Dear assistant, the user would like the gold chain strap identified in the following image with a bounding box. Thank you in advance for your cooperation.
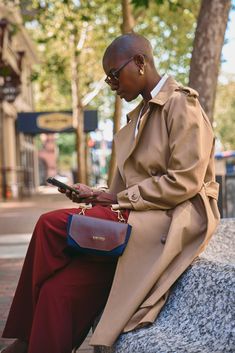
[110,206,126,223]
[78,204,92,215]
[78,204,126,223]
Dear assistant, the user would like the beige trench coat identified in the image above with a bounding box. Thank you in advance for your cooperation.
[90,76,220,347]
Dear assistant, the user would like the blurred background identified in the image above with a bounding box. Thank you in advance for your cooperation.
[0,0,234,217]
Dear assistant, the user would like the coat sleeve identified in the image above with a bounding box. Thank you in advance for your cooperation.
[117,92,214,210]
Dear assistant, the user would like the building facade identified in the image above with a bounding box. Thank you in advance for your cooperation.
[0,3,38,200]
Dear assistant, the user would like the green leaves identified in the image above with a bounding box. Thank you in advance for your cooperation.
[133,0,200,84]
[57,133,76,155]
[132,0,185,10]
[22,0,200,110]
[131,0,150,8]
[81,15,92,22]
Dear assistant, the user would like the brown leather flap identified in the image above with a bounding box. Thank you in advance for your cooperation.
[68,214,129,251]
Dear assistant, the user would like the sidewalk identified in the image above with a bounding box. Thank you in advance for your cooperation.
[0,190,93,352]
[0,258,23,350]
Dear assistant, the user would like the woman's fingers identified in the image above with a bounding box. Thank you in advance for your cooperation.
[59,184,103,204]
[71,191,79,202]
[73,183,93,195]
[73,183,81,191]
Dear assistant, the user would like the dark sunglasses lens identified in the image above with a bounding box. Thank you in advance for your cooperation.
[105,72,118,85]
[110,70,118,80]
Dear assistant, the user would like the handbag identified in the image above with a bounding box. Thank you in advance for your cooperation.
[67,207,132,257]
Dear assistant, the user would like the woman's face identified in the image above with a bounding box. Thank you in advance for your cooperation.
[103,54,144,102]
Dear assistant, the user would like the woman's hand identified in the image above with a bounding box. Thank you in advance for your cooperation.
[58,183,117,205]
[58,183,93,203]
[92,191,117,205]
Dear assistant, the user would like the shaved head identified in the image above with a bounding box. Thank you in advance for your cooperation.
[102,33,159,102]
[103,33,154,66]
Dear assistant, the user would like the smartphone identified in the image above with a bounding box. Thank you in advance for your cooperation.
[46,177,80,195]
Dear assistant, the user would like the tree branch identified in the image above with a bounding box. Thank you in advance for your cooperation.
[77,21,89,51]
[82,75,106,106]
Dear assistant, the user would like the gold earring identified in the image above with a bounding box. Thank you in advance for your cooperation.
[139,69,144,75]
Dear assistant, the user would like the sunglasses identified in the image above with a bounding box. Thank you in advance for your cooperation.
[105,56,134,85]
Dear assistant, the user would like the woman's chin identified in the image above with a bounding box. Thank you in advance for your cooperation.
[121,94,133,102]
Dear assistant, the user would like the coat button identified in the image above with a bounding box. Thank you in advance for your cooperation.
[131,193,138,201]
[161,235,167,244]
[151,169,158,176]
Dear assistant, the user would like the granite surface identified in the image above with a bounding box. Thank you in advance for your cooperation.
[201,218,235,264]
[94,219,235,353]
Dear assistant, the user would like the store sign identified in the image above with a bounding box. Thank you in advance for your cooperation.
[17,110,98,134]
[37,113,73,131]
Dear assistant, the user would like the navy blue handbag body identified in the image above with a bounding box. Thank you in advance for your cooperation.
[67,214,132,257]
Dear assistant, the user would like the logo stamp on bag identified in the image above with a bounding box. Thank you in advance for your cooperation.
[92,236,106,241]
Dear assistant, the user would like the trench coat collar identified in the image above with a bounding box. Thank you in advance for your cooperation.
[126,76,179,123]
[149,75,179,106]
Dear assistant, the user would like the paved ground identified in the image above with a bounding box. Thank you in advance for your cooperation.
[0,188,93,352]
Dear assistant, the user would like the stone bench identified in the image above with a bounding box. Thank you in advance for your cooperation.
[94,218,235,353]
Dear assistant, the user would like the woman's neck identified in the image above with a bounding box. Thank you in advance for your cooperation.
[141,71,161,101]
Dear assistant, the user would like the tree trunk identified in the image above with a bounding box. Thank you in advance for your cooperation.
[76,106,86,184]
[71,51,86,184]
[121,0,135,34]
[189,0,231,121]
[108,0,135,186]
[85,134,90,185]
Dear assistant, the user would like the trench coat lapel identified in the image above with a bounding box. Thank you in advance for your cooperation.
[114,104,153,181]
[133,107,152,145]
[114,102,142,181]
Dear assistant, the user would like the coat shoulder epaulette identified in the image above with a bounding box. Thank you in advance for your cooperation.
[176,86,199,99]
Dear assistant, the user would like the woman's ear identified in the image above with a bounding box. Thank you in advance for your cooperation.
[134,54,146,75]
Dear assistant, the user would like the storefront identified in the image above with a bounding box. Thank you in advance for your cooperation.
[0,4,38,200]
